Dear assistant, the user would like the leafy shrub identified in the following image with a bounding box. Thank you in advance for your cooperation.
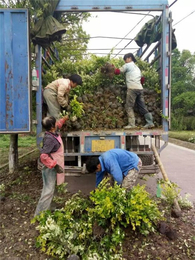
[33,179,163,259]
[159,180,181,207]
[88,180,162,235]
[178,194,193,209]
[188,136,195,143]
[42,54,160,96]
[70,95,85,118]
[171,114,186,130]
[171,114,195,130]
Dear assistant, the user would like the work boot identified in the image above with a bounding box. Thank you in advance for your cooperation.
[143,113,154,128]
[124,113,136,129]
[124,124,136,129]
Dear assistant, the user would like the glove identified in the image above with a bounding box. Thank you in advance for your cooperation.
[141,76,145,85]
[114,68,120,75]
[56,115,69,129]
[54,164,64,173]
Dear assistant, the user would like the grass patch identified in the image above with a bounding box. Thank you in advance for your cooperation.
[0,134,38,166]
[0,134,36,148]
[169,131,195,143]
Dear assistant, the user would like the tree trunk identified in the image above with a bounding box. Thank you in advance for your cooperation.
[9,134,18,173]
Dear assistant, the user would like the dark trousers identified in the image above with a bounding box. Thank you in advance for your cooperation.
[125,89,148,116]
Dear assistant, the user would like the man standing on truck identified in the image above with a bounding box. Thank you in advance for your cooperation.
[86,148,142,190]
[114,53,154,129]
[43,74,83,119]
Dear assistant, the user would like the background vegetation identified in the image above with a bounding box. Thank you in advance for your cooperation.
[171,49,195,130]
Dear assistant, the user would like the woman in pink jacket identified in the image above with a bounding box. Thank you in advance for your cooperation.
[34,115,68,216]
[43,74,82,119]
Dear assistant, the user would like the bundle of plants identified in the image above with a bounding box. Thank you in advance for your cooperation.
[61,89,161,131]
[100,62,115,79]
[32,179,163,259]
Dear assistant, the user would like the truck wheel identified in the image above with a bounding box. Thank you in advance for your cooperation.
[138,154,154,166]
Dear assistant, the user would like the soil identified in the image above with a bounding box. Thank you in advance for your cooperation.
[0,155,195,260]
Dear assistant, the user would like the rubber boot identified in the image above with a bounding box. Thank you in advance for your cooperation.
[144,113,154,128]
[124,111,136,129]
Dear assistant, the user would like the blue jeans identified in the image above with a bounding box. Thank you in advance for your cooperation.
[34,167,56,216]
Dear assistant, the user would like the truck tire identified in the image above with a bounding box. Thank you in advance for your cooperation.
[138,154,154,166]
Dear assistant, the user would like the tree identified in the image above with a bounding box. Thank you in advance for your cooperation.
[0,0,90,61]
[171,49,195,129]
[54,12,91,61]
[171,49,195,97]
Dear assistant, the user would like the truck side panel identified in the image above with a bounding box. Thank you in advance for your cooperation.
[0,9,31,133]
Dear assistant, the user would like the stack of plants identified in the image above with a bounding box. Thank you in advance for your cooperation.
[32,179,163,259]
[43,55,162,131]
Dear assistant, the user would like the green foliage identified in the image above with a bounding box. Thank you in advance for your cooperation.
[60,94,85,121]
[53,183,68,204]
[172,91,195,116]
[169,130,195,142]
[171,49,195,97]
[89,180,163,236]
[171,49,195,130]
[171,114,195,131]
[54,12,91,61]
[33,179,163,259]
[42,54,160,97]
[0,0,31,8]
[178,194,193,210]
[188,136,195,143]
[159,180,193,210]
[136,58,160,92]
[33,194,92,259]
[0,184,5,197]
[159,180,181,207]
[171,114,186,131]
[70,95,85,118]
[88,179,127,229]
[125,184,163,235]
[42,68,60,87]
[0,134,36,149]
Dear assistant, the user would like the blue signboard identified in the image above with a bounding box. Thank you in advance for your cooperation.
[0,9,31,133]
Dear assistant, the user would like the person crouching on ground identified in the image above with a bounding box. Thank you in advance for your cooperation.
[43,74,83,119]
[34,115,68,216]
[114,53,154,129]
[86,148,142,190]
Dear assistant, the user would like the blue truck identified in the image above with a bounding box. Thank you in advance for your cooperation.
[0,0,172,175]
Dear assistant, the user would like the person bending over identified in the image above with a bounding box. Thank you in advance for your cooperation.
[43,74,82,119]
[86,148,142,190]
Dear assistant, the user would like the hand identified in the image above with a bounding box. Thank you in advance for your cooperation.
[114,68,120,75]
[55,164,64,173]
[141,76,145,85]
[63,115,69,121]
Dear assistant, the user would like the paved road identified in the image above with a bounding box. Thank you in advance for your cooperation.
[66,142,195,203]
[160,142,195,202]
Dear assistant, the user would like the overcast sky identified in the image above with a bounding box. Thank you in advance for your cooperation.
[82,0,195,57]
